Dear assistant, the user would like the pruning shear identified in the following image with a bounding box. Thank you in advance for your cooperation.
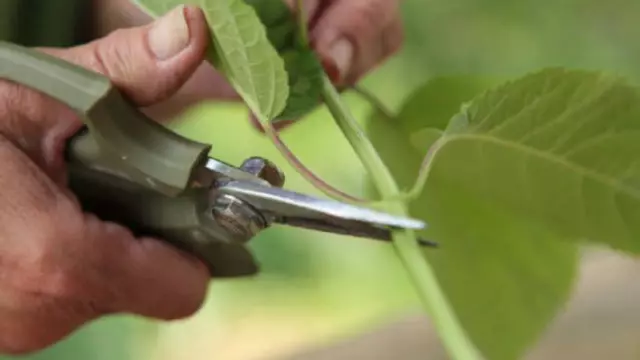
[0,41,435,278]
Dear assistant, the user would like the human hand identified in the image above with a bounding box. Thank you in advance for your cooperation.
[290,0,404,86]
[93,0,404,126]
[0,6,211,354]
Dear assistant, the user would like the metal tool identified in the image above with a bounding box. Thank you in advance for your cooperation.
[0,41,435,278]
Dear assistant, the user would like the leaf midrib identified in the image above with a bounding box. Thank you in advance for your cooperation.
[207,0,279,118]
[437,133,640,200]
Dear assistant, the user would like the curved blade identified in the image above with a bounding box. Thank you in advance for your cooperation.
[218,180,427,232]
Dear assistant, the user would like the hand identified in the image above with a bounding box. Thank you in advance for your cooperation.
[93,0,404,125]
[0,6,211,354]
[290,0,404,86]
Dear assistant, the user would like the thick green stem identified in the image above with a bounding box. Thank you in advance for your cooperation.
[321,75,483,360]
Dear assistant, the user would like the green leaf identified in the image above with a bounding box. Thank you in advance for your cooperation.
[364,75,580,360]
[276,49,324,120]
[133,0,289,121]
[245,0,324,121]
[388,75,503,159]
[396,75,503,135]
[432,68,640,253]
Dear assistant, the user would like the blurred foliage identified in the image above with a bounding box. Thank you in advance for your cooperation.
[6,0,640,359]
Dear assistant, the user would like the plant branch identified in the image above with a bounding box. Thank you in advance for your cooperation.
[351,85,396,120]
[260,121,369,202]
[349,85,449,204]
[245,0,381,204]
[291,9,482,357]
[321,76,482,360]
[295,0,309,45]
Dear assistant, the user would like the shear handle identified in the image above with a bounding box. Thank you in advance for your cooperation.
[0,41,212,197]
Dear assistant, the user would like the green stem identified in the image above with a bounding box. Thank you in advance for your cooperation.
[321,75,483,360]
[295,0,309,45]
[351,85,396,120]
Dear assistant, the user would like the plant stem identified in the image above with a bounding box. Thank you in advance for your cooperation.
[295,0,309,45]
[351,85,395,120]
[321,75,483,360]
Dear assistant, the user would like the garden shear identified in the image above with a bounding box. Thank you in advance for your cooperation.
[0,41,435,278]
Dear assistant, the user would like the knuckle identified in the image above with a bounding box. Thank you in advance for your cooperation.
[44,270,84,300]
[83,41,111,77]
[20,218,86,299]
[84,29,131,80]
[0,80,43,123]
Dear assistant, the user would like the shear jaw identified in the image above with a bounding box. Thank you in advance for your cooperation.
[200,156,435,247]
[204,157,285,245]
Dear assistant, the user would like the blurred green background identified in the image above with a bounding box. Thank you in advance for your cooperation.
[5,0,640,359]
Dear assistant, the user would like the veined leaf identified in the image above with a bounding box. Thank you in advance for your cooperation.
[245,0,324,121]
[364,75,579,360]
[433,68,640,252]
[276,49,324,120]
[396,75,503,135]
[133,0,289,121]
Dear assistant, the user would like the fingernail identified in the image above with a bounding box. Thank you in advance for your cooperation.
[327,39,353,82]
[148,5,191,60]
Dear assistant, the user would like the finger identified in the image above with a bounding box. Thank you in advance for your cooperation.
[42,5,209,106]
[0,137,105,354]
[142,62,240,123]
[310,0,403,85]
[349,17,403,81]
[91,0,243,122]
[34,5,210,175]
[80,215,210,320]
[0,136,208,344]
[118,236,210,320]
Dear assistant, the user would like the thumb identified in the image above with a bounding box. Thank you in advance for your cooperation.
[42,5,209,106]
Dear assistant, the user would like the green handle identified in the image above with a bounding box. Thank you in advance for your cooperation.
[0,41,259,277]
[0,40,209,196]
[67,162,258,277]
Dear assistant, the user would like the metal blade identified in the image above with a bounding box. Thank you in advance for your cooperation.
[217,180,426,231]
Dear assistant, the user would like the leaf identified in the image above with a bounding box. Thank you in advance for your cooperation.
[276,49,324,120]
[432,68,640,253]
[133,0,289,121]
[245,0,324,121]
[396,75,503,135]
[364,75,580,360]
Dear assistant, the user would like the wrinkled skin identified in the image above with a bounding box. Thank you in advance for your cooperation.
[0,0,404,355]
[0,7,211,354]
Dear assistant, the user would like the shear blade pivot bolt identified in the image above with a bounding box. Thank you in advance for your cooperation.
[240,157,285,188]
